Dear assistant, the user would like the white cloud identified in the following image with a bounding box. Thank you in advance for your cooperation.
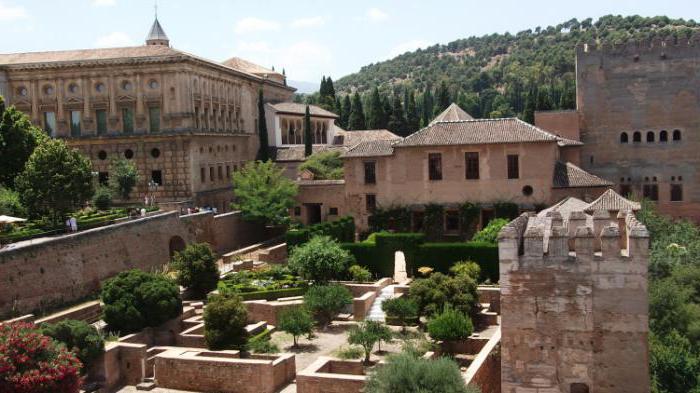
[290,16,326,29]
[0,2,27,21]
[387,39,432,59]
[234,17,281,34]
[366,7,388,22]
[233,40,333,82]
[95,32,134,48]
[91,0,116,6]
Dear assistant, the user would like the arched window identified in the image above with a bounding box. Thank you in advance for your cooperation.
[673,129,681,141]
[620,132,628,143]
[646,131,655,142]
[633,131,641,142]
[659,130,668,142]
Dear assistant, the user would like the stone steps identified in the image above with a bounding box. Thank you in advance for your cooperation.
[366,285,396,322]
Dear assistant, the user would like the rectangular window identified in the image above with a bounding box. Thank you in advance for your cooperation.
[218,166,223,180]
[226,165,231,179]
[70,110,81,137]
[122,107,134,133]
[294,206,301,216]
[194,107,200,129]
[98,172,109,186]
[428,153,442,180]
[507,154,519,179]
[465,152,479,180]
[329,207,339,216]
[210,167,215,182]
[366,194,377,212]
[619,184,632,197]
[151,170,162,186]
[671,184,683,202]
[445,211,460,232]
[364,162,376,184]
[643,184,659,201]
[149,107,160,133]
[43,111,56,137]
[96,109,107,135]
[200,168,206,183]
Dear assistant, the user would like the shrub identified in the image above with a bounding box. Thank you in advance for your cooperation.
[449,261,481,280]
[0,322,82,393]
[92,187,113,211]
[0,186,26,217]
[349,265,372,282]
[41,319,104,372]
[382,297,418,331]
[368,206,411,233]
[335,345,364,360]
[288,236,354,283]
[248,336,279,354]
[203,294,248,350]
[298,150,344,180]
[101,269,182,334]
[286,216,355,247]
[365,352,477,393]
[303,285,352,327]
[415,242,498,282]
[348,320,384,364]
[423,204,445,241]
[409,272,478,317]
[172,243,220,298]
[427,306,474,342]
[472,218,509,244]
[278,307,315,348]
[493,201,519,220]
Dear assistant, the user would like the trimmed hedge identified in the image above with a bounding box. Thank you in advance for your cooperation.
[342,232,498,283]
[237,287,308,301]
[286,216,355,247]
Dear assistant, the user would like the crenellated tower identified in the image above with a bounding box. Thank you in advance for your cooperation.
[498,208,649,393]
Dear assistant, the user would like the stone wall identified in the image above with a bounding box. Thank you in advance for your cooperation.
[297,357,366,393]
[245,298,303,325]
[535,110,580,141]
[498,211,649,393]
[463,329,501,393]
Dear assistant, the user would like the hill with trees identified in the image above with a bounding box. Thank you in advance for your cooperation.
[299,15,699,135]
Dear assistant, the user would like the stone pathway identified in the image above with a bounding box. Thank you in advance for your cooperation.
[366,285,396,322]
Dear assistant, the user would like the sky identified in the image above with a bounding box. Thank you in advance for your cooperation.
[1,0,698,87]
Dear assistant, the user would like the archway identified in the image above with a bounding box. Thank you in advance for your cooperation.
[169,236,186,258]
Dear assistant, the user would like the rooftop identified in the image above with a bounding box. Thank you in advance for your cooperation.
[334,129,400,147]
[552,161,613,189]
[585,189,641,212]
[267,102,338,118]
[146,18,169,43]
[342,139,397,158]
[429,103,474,125]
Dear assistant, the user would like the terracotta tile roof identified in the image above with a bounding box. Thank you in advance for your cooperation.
[268,103,338,118]
[335,129,401,148]
[270,145,346,162]
[0,45,181,65]
[584,189,641,212]
[539,196,590,219]
[557,136,583,147]
[552,161,613,188]
[221,57,278,76]
[429,103,474,125]
[296,179,345,186]
[342,139,397,158]
[396,118,558,147]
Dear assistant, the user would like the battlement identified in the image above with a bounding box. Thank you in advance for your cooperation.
[575,33,700,59]
[498,209,649,264]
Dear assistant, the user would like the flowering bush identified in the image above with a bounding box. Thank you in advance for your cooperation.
[0,322,82,393]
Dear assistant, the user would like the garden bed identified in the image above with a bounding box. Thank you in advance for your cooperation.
[217,267,309,300]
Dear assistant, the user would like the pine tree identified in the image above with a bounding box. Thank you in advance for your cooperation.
[348,92,366,130]
[304,106,312,157]
[341,95,351,129]
[256,89,270,161]
[387,94,407,136]
[367,87,387,129]
[406,91,420,134]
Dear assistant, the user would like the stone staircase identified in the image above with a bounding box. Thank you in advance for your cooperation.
[366,285,396,322]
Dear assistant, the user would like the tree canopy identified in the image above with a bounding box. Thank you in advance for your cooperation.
[0,96,46,189]
[298,150,344,180]
[232,160,298,226]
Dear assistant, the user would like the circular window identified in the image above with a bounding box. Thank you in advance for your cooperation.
[95,83,106,93]
[151,148,161,158]
[121,81,132,91]
[124,149,134,159]
[522,185,534,196]
[44,85,54,95]
[68,83,79,94]
[17,87,28,97]
[98,150,107,160]
[149,80,159,89]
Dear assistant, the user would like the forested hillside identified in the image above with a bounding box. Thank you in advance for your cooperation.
[300,15,699,135]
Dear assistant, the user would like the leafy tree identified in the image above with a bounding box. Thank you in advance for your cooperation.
[109,158,139,200]
[471,218,509,244]
[41,319,105,372]
[172,242,220,299]
[0,322,82,393]
[650,331,700,393]
[0,186,26,217]
[409,272,478,317]
[278,307,314,348]
[15,138,94,223]
[232,160,298,226]
[204,294,249,350]
[0,96,46,188]
[348,320,385,364]
[365,352,476,393]
[101,269,182,334]
[304,105,313,156]
[348,92,366,130]
[288,235,354,283]
[92,186,113,211]
[367,320,393,352]
[298,150,344,180]
[382,297,418,332]
[348,265,372,283]
[257,89,270,161]
[427,306,474,342]
[303,284,352,327]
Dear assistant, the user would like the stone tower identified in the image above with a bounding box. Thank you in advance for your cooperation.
[498,209,650,393]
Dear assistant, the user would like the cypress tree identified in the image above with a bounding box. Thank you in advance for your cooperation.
[367,87,387,129]
[334,97,343,126]
[341,95,351,129]
[256,89,270,161]
[326,77,336,99]
[304,106,312,156]
[421,89,434,126]
[406,91,420,134]
[319,76,327,96]
[387,94,407,136]
[435,81,450,114]
[348,92,366,130]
